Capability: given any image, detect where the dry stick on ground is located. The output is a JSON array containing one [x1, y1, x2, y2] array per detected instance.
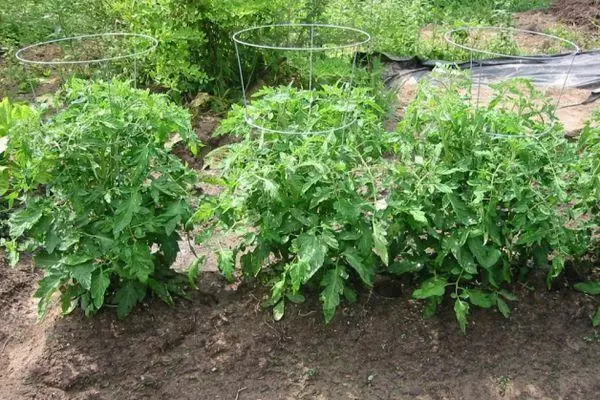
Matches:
[[0, 335, 11, 354], [234, 387, 247, 400]]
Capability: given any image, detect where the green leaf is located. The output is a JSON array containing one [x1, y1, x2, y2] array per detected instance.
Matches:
[[372, 222, 389, 266], [286, 294, 305, 304], [64, 254, 93, 266], [71, 264, 95, 290], [262, 178, 279, 198], [90, 269, 110, 309], [288, 259, 309, 292], [321, 229, 339, 250], [60, 286, 79, 316], [35, 274, 63, 317], [147, 279, 174, 305], [547, 256, 565, 287], [163, 201, 186, 235], [187, 256, 205, 288], [296, 232, 327, 282], [191, 202, 215, 224], [466, 289, 493, 308], [290, 209, 314, 227], [453, 246, 477, 274], [270, 277, 286, 304], [0, 167, 8, 196], [127, 244, 154, 283], [496, 297, 511, 318], [389, 260, 423, 275], [334, 199, 361, 222], [409, 209, 428, 224], [45, 230, 61, 254], [113, 191, 142, 236], [343, 249, 373, 286], [241, 245, 268, 277], [34, 253, 61, 269], [593, 307, 600, 327], [9, 205, 44, 238], [454, 299, 470, 334], [413, 277, 447, 299], [273, 300, 285, 321], [498, 290, 518, 301], [320, 266, 346, 323], [114, 281, 146, 319], [423, 297, 439, 318], [448, 193, 473, 222], [343, 287, 357, 303], [467, 237, 501, 269], [217, 249, 235, 282], [574, 281, 600, 295]]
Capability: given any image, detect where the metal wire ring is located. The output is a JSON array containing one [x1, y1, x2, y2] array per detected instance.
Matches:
[[233, 23, 371, 52], [244, 116, 358, 136], [444, 26, 580, 60], [15, 33, 159, 65]]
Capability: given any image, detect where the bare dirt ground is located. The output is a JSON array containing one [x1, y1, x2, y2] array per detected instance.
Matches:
[[1, 255, 599, 400], [551, 0, 600, 28]]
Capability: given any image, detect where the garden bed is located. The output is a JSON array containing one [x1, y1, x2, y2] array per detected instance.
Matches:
[[551, 0, 600, 28], [1, 257, 599, 400], [2, 2, 600, 399]]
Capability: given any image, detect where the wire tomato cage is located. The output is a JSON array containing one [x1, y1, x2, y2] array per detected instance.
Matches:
[[15, 32, 158, 99], [233, 23, 371, 135], [443, 26, 581, 139]]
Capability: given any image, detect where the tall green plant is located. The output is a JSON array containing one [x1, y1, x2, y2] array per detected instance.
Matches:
[[197, 85, 389, 322], [109, 0, 329, 96], [385, 72, 593, 332], [4, 79, 201, 318]]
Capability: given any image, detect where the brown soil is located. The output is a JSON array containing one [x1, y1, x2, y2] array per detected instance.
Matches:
[[551, 0, 600, 28], [515, 10, 566, 34], [1, 255, 599, 400], [171, 114, 223, 171]]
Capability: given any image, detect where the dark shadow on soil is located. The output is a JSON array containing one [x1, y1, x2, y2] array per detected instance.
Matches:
[[1, 256, 599, 400]]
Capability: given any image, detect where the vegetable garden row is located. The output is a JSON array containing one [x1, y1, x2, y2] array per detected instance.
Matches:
[[0, 0, 599, 334]]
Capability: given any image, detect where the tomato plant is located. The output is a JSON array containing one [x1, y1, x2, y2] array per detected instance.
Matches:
[[197, 85, 390, 322], [203, 69, 599, 331], [4, 79, 201, 318], [385, 71, 594, 331]]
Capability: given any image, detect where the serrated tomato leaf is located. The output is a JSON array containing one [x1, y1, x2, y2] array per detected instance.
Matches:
[[217, 249, 236, 282], [413, 277, 447, 299], [454, 299, 470, 334], [320, 266, 346, 323], [114, 281, 146, 319]]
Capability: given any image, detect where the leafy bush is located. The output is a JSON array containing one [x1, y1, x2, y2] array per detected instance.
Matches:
[[109, 0, 328, 96], [200, 85, 389, 322], [4, 79, 201, 318], [0, 98, 38, 198], [572, 112, 600, 327], [0, 98, 42, 245], [0, 0, 109, 50], [206, 68, 598, 330], [385, 72, 594, 331], [225, 85, 364, 134]]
